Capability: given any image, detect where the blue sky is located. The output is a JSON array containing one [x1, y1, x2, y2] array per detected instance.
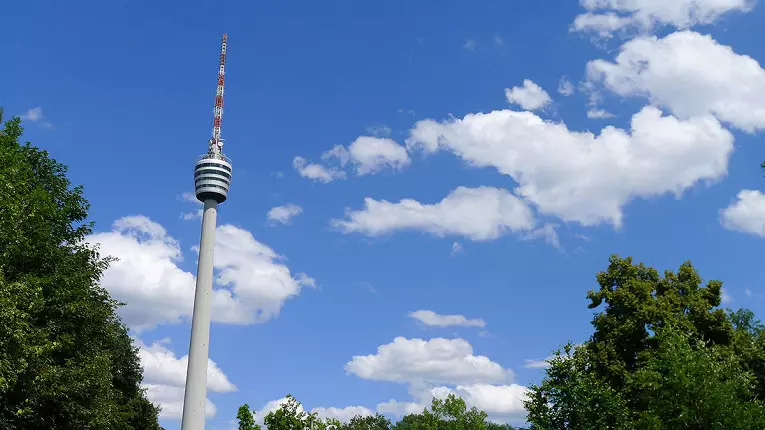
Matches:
[[4, 0, 765, 428]]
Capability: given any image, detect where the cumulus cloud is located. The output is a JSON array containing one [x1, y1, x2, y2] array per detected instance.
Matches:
[[249, 396, 373, 426], [505, 79, 552, 111], [323, 136, 411, 175], [332, 186, 536, 241], [376, 400, 424, 417], [587, 31, 765, 133], [87, 216, 314, 330], [293, 156, 346, 183], [572, 0, 754, 38], [409, 310, 486, 328], [720, 190, 765, 237], [345, 337, 511, 385], [313, 406, 375, 422], [406, 105, 733, 227], [138, 340, 235, 420], [267, 204, 303, 225], [294, 137, 410, 183]]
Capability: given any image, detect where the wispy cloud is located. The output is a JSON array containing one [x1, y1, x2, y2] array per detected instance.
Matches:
[[21, 107, 53, 128]]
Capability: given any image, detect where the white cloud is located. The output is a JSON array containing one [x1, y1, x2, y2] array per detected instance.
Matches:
[[22, 107, 44, 121], [720, 190, 765, 237], [324, 137, 411, 176], [409, 310, 486, 328], [138, 340, 236, 393], [294, 137, 410, 183], [138, 340, 235, 420], [572, 12, 634, 39], [20, 107, 52, 128], [180, 192, 203, 220], [332, 186, 536, 241], [572, 0, 754, 37], [345, 337, 511, 385], [87, 216, 314, 330], [267, 204, 303, 225], [523, 224, 561, 249], [432, 383, 528, 417], [722, 288, 734, 304], [451, 241, 463, 256], [211, 225, 317, 324], [524, 357, 553, 369], [406, 105, 733, 227], [505, 80, 552, 111], [144, 385, 217, 420], [251, 397, 373, 426], [313, 406, 374, 422], [375, 383, 527, 421], [464, 39, 477, 50], [293, 156, 346, 183], [587, 31, 765, 133], [558, 77, 575, 96], [376, 400, 423, 417], [587, 108, 616, 119]]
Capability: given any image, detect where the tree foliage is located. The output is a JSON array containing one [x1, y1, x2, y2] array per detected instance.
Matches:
[[242, 394, 525, 430], [0, 116, 162, 429], [525, 255, 765, 429]]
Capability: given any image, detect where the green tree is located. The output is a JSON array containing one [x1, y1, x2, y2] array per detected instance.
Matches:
[[525, 255, 765, 429], [237, 403, 262, 430], [263, 395, 312, 430], [345, 413, 392, 430], [0, 116, 162, 429]]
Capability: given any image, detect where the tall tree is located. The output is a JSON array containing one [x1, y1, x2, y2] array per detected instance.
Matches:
[[237, 403, 262, 430], [0, 116, 162, 429], [525, 255, 765, 429]]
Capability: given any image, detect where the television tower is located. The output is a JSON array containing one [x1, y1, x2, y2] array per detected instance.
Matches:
[[181, 33, 232, 430]]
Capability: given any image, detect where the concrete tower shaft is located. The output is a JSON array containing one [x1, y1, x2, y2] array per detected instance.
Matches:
[[181, 33, 232, 430]]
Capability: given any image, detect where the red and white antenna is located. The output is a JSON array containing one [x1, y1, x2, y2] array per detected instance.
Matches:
[[210, 33, 227, 155]]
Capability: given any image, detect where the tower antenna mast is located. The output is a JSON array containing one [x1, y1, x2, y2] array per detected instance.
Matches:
[[182, 33, 234, 430], [210, 33, 227, 155]]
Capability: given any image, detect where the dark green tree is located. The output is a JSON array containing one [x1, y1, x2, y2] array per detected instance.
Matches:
[[525, 255, 765, 429], [345, 413, 392, 430], [237, 403, 262, 430], [0, 116, 162, 429]]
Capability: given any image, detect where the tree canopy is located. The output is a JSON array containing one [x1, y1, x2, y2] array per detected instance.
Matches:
[[525, 255, 765, 429], [237, 394, 526, 430], [0, 116, 162, 429]]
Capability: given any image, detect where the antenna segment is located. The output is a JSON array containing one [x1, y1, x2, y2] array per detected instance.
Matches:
[[210, 33, 227, 155]]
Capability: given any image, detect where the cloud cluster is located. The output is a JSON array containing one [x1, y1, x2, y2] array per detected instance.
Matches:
[[572, 0, 754, 38], [87, 216, 314, 330], [587, 31, 765, 133], [294, 136, 410, 183], [138, 340, 236, 419], [346, 336, 528, 421], [406, 106, 732, 227], [332, 186, 536, 241]]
